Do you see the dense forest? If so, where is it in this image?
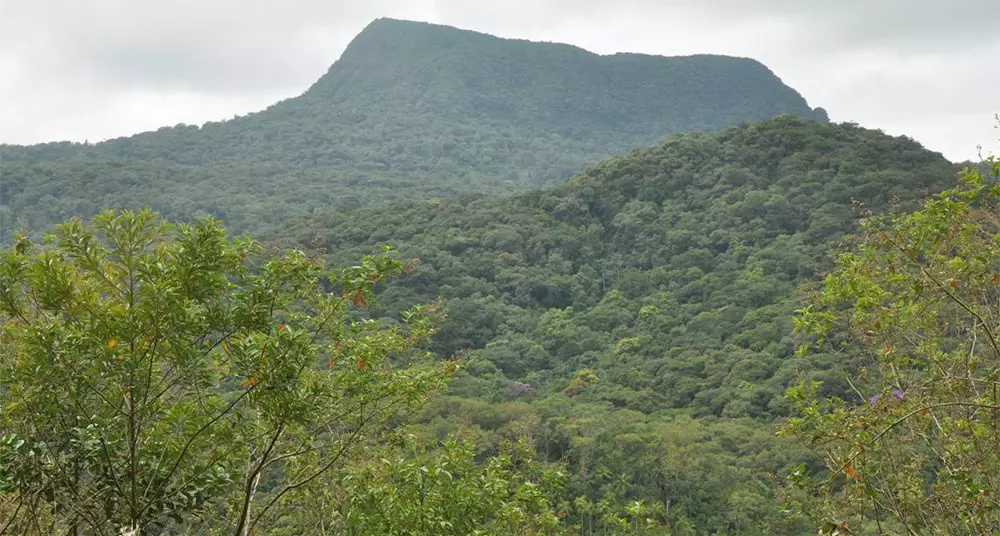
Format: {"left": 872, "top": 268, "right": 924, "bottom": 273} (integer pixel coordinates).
{"left": 267, "top": 117, "right": 959, "bottom": 532}
{"left": 2, "top": 15, "right": 994, "bottom": 536}
{"left": 276, "top": 116, "right": 955, "bottom": 415}
{"left": 0, "top": 18, "right": 825, "bottom": 239}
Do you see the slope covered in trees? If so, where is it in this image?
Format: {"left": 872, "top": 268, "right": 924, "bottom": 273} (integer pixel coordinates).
{"left": 0, "top": 18, "right": 826, "bottom": 239}
{"left": 270, "top": 117, "right": 960, "bottom": 532}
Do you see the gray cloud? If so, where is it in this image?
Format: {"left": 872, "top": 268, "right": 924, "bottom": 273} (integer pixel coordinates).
{"left": 1, "top": 0, "right": 997, "bottom": 160}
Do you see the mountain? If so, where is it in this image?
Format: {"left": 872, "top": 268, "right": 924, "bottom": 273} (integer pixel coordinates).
{"left": 0, "top": 18, "right": 826, "bottom": 239}
{"left": 269, "top": 117, "right": 959, "bottom": 532}
{"left": 275, "top": 116, "right": 954, "bottom": 415}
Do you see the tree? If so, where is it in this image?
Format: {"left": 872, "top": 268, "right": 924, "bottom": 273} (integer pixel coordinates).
{"left": 0, "top": 210, "right": 452, "bottom": 535}
{"left": 273, "top": 436, "right": 569, "bottom": 536}
{"left": 786, "top": 160, "right": 1000, "bottom": 534}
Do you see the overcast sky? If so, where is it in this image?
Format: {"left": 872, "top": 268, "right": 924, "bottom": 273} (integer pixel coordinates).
{"left": 1, "top": 0, "right": 997, "bottom": 162}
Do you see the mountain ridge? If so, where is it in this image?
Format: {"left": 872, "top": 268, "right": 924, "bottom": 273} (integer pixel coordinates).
{"left": 1, "top": 18, "right": 828, "bottom": 238}
{"left": 6, "top": 18, "right": 826, "bottom": 161}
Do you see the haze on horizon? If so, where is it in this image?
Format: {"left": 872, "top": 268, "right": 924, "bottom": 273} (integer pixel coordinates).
{"left": 1, "top": 0, "right": 998, "bottom": 162}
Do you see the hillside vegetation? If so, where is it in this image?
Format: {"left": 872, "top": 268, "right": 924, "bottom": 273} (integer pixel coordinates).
{"left": 271, "top": 117, "right": 959, "bottom": 532}
{"left": 0, "top": 18, "right": 825, "bottom": 239}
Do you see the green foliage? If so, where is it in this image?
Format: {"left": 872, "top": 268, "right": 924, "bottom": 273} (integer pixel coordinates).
{"left": 0, "top": 210, "right": 451, "bottom": 535}
{"left": 270, "top": 117, "right": 959, "bottom": 533}
{"left": 0, "top": 19, "right": 825, "bottom": 240}
{"left": 269, "top": 436, "right": 569, "bottom": 536}
{"left": 785, "top": 160, "right": 1000, "bottom": 534}
{"left": 279, "top": 117, "right": 957, "bottom": 418}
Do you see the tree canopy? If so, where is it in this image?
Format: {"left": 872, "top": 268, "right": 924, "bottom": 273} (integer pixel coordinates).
{"left": 0, "top": 210, "right": 451, "bottom": 535}
{"left": 267, "top": 117, "right": 961, "bottom": 532}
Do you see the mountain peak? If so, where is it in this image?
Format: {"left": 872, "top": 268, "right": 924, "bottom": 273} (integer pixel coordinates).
{"left": 306, "top": 18, "right": 826, "bottom": 131}
{"left": 343, "top": 17, "right": 589, "bottom": 55}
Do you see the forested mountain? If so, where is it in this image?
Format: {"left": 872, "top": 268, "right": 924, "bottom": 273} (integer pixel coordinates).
{"left": 0, "top": 18, "right": 826, "bottom": 239}
{"left": 270, "top": 117, "right": 960, "bottom": 532}
{"left": 4, "top": 14, "right": 973, "bottom": 534}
